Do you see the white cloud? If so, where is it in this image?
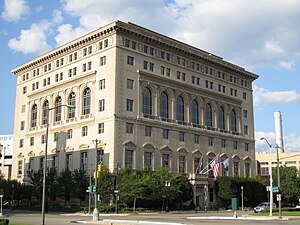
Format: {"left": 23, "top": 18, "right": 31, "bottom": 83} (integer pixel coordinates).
{"left": 254, "top": 85, "right": 300, "bottom": 106}
{"left": 57, "top": 0, "right": 300, "bottom": 70}
{"left": 8, "top": 21, "right": 51, "bottom": 54}
{"left": 1, "top": 0, "right": 30, "bottom": 22}
{"left": 255, "top": 131, "right": 300, "bottom": 152}
{"left": 52, "top": 10, "right": 63, "bottom": 24}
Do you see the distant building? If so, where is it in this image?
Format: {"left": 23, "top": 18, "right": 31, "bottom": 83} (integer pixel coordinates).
{"left": 256, "top": 151, "right": 300, "bottom": 177}
{"left": 11, "top": 21, "right": 258, "bottom": 208}
{"left": 0, "top": 134, "right": 13, "bottom": 180}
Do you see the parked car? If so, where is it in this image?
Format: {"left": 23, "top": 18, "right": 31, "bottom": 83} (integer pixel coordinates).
{"left": 296, "top": 203, "right": 300, "bottom": 209}
{"left": 254, "top": 202, "right": 277, "bottom": 213}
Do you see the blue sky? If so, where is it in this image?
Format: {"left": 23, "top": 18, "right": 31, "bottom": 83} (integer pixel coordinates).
{"left": 0, "top": 0, "right": 299, "bottom": 152}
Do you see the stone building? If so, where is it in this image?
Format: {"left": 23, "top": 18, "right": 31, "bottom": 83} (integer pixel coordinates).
{"left": 11, "top": 21, "right": 258, "bottom": 208}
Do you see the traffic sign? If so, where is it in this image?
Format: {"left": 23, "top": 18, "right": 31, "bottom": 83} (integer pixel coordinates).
{"left": 277, "top": 194, "right": 281, "bottom": 201}
{"left": 273, "top": 186, "right": 279, "bottom": 193}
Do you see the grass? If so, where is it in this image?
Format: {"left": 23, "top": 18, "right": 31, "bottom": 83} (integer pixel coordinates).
{"left": 256, "top": 210, "right": 300, "bottom": 217}
{"left": 10, "top": 224, "right": 34, "bottom": 225}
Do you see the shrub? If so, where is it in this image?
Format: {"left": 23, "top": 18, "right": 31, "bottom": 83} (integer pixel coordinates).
{"left": 0, "top": 219, "right": 9, "bottom": 225}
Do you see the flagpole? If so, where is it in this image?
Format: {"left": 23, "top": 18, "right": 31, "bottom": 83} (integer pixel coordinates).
{"left": 199, "top": 154, "right": 219, "bottom": 174}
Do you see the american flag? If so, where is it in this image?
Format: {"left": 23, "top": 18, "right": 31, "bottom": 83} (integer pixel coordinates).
{"left": 210, "top": 155, "right": 221, "bottom": 178}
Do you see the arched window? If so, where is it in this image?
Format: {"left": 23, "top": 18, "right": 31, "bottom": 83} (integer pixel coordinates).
{"left": 143, "top": 88, "right": 152, "bottom": 115}
{"left": 191, "top": 99, "right": 199, "bottom": 124}
{"left": 31, "top": 104, "right": 37, "bottom": 127}
{"left": 218, "top": 106, "right": 225, "bottom": 129}
{"left": 42, "top": 100, "right": 49, "bottom": 125}
{"left": 55, "top": 96, "right": 62, "bottom": 122}
{"left": 176, "top": 96, "right": 184, "bottom": 122}
{"left": 205, "top": 103, "right": 212, "bottom": 127}
{"left": 68, "top": 92, "right": 76, "bottom": 118}
{"left": 83, "top": 88, "right": 91, "bottom": 115}
{"left": 230, "top": 110, "right": 237, "bottom": 132}
{"left": 160, "top": 91, "right": 168, "bottom": 119}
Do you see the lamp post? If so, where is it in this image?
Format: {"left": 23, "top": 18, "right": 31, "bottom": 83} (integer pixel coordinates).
{"left": 260, "top": 137, "right": 273, "bottom": 217}
{"left": 42, "top": 104, "right": 75, "bottom": 225}
{"left": 241, "top": 186, "right": 244, "bottom": 212}
{"left": 92, "top": 139, "right": 105, "bottom": 221}
{"left": 275, "top": 144, "right": 282, "bottom": 219}
{"left": 165, "top": 181, "right": 170, "bottom": 212}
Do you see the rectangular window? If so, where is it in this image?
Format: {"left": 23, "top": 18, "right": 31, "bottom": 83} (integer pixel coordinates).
{"left": 69, "top": 54, "right": 73, "bottom": 62}
{"left": 126, "top": 99, "right": 134, "bottom": 112}
{"left": 19, "top": 139, "right": 24, "bottom": 148}
{"left": 125, "top": 79, "right": 134, "bottom": 90}
{"left": 88, "top": 46, "right": 92, "bottom": 54}
{"left": 145, "top": 126, "right": 152, "bottom": 137}
{"left": 52, "top": 155, "right": 58, "bottom": 169}
{"left": 243, "top": 110, "right": 248, "bottom": 118}
{"left": 68, "top": 69, "right": 72, "bottom": 77}
{"left": 243, "top": 92, "right": 247, "bottom": 100}
{"left": 99, "top": 79, "right": 105, "bottom": 90}
{"left": 179, "top": 132, "right": 185, "bottom": 142}
{"left": 143, "top": 61, "right": 148, "bottom": 70}
{"left": 144, "top": 45, "right": 148, "bottom": 53}
{"left": 125, "top": 39, "right": 130, "bottom": 47}
{"left": 82, "top": 126, "right": 88, "bottom": 137}
{"left": 244, "top": 125, "right": 249, "bottom": 135}
{"left": 245, "top": 143, "right": 249, "bottom": 151}
{"left": 131, "top": 41, "right": 136, "bottom": 50}
{"left": 98, "top": 123, "right": 104, "bottom": 134}
{"left": 83, "top": 48, "right": 87, "bottom": 56}
{"left": 233, "top": 141, "right": 238, "bottom": 150}
{"left": 60, "top": 58, "right": 64, "bottom": 66}
{"left": 182, "top": 72, "right": 185, "bottom": 81}
{"left": 20, "top": 121, "right": 25, "bottom": 130}
{"left": 166, "top": 53, "right": 170, "bottom": 61}
{"left": 162, "top": 154, "right": 169, "bottom": 167}
{"left": 144, "top": 152, "right": 152, "bottom": 169}
{"left": 30, "top": 137, "right": 34, "bottom": 146}
{"left": 234, "top": 162, "right": 239, "bottom": 176}
{"left": 18, "top": 160, "right": 23, "bottom": 175}
{"left": 80, "top": 152, "right": 88, "bottom": 170}
{"left": 104, "top": 39, "right": 108, "bottom": 48}
{"left": 99, "top": 41, "right": 103, "bottom": 50}
{"left": 149, "top": 47, "right": 154, "bottom": 55}
{"left": 163, "top": 129, "right": 169, "bottom": 139}
{"left": 82, "top": 63, "right": 87, "bottom": 72}
{"left": 197, "top": 77, "right": 200, "bottom": 85}
{"left": 99, "top": 99, "right": 105, "bottom": 112}
{"left": 100, "top": 56, "right": 106, "bottom": 66}
{"left": 73, "top": 67, "right": 77, "bottom": 76}
{"left": 179, "top": 156, "right": 185, "bottom": 173}
{"left": 23, "top": 86, "right": 27, "bottom": 94}
{"left": 125, "top": 149, "right": 133, "bottom": 166}
{"left": 66, "top": 153, "right": 72, "bottom": 170}
{"left": 208, "top": 137, "right": 213, "bottom": 146}
{"left": 88, "top": 61, "right": 92, "bottom": 70}
{"left": 65, "top": 129, "right": 72, "bottom": 139}
{"left": 127, "top": 56, "right": 134, "bottom": 65}
{"left": 161, "top": 51, "right": 165, "bottom": 59}
{"left": 41, "top": 134, "right": 46, "bottom": 144}
{"left": 126, "top": 123, "right": 133, "bottom": 134}
{"left": 192, "top": 76, "right": 195, "bottom": 84}
{"left": 194, "top": 134, "right": 200, "bottom": 144}
{"left": 177, "top": 71, "right": 181, "bottom": 79}
{"left": 221, "top": 139, "right": 226, "bottom": 148}
{"left": 54, "top": 132, "right": 58, "bottom": 142}
{"left": 74, "top": 52, "right": 77, "bottom": 60}
{"left": 166, "top": 68, "right": 171, "bottom": 76}
{"left": 149, "top": 63, "right": 154, "bottom": 72}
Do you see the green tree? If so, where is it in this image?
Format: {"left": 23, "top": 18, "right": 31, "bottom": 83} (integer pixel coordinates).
{"left": 57, "top": 168, "right": 74, "bottom": 205}
{"left": 46, "top": 168, "right": 59, "bottom": 206}
{"left": 73, "top": 168, "right": 89, "bottom": 206}
{"left": 273, "top": 165, "right": 300, "bottom": 203}
{"left": 27, "top": 169, "right": 43, "bottom": 204}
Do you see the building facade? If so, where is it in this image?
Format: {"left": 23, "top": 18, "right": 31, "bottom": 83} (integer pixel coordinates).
{"left": 256, "top": 151, "right": 300, "bottom": 177}
{"left": 11, "top": 21, "right": 258, "bottom": 208}
{"left": 0, "top": 134, "right": 14, "bottom": 180}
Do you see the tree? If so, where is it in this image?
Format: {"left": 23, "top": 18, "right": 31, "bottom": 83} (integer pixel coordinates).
{"left": 27, "top": 169, "right": 43, "bottom": 205}
{"left": 57, "top": 168, "right": 74, "bottom": 205}
{"left": 273, "top": 165, "right": 300, "bottom": 203}
{"left": 46, "top": 168, "right": 59, "bottom": 206}
{"left": 73, "top": 168, "right": 89, "bottom": 206}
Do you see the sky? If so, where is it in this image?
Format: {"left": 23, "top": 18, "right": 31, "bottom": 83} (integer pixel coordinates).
{"left": 0, "top": 0, "right": 299, "bottom": 152}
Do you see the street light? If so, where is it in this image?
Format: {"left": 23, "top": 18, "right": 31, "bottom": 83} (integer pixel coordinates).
{"left": 165, "top": 181, "right": 170, "bottom": 212}
{"left": 275, "top": 144, "right": 282, "bottom": 219}
{"left": 260, "top": 137, "right": 273, "bottom": 217}
{"left": 241, "top": 186, "right": 244, "bottom": 212}
{"left": 92, "top": 139, "right": 105, "bottom": 221}
{"left": 42, "top": 104, "right": 75, "bottom": 225}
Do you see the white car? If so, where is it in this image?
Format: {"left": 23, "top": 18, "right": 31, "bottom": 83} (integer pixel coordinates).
{"left": 296, "top": 203, "right": 300, "bottom": 209}
{"left": 254, "top": 202, "right": 277, "bottom": 213}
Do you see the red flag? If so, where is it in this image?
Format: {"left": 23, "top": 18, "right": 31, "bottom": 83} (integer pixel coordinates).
{"left": 210, "top": 155, "right": 220, "bottom": 178}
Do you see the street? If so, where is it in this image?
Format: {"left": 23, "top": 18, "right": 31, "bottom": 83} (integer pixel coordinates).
{"left": 2, "top": 210, "right": 300, "bottom": 225}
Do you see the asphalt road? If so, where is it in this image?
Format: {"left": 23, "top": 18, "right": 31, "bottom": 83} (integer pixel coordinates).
{"left": 2, "top": 209, "right": 300, "bottom": 225}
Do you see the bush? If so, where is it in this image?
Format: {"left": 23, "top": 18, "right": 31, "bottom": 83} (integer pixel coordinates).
{"left": 0, "top": 219, "right": 9, "bottom": 225}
